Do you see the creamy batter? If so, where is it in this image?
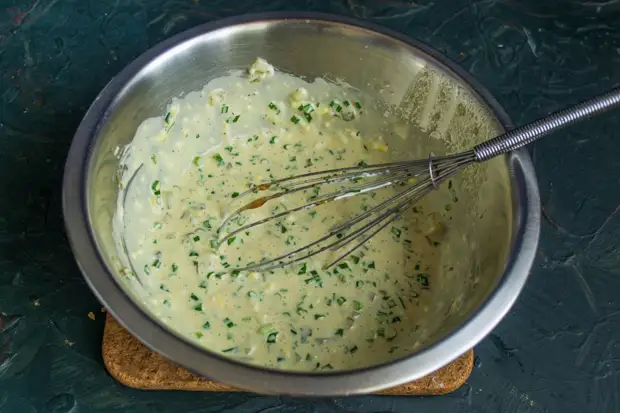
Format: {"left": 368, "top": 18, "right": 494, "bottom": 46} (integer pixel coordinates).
{"left": 113, "top": 59, "right": 449, "bottom": 371}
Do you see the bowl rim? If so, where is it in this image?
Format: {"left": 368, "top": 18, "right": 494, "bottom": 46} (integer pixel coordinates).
{"left": 62, "top": 11, "right": 540, "bottom": 396}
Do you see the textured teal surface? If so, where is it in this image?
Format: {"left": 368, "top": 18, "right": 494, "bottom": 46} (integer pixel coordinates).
{"left": 1, "top": 1, "right": 619, "bottom": 412}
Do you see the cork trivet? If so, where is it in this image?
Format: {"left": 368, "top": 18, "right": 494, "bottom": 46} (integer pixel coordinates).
{"left": 102, "top": 314, "right": 473, "bottom": 395}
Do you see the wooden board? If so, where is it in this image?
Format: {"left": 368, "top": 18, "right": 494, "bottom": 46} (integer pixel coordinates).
{"left": 102, "top": 314, "right": 473, "bottom": 395}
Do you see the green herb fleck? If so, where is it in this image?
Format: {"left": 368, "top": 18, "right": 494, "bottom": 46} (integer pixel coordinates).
{"left": 151, "top": 180, "right": 161, "bottom": 196}
{"left": 213, "top": 153, "right": 225, "bottom": 167}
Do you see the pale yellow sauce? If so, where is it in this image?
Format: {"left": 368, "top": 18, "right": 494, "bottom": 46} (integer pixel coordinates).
{"left": 113, "top": 59, "right": 450, "bottom": 371}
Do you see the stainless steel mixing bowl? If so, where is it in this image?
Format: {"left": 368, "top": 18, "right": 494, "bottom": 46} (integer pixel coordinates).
{"left": 62, "top": 12, "right": 540, "bottom": 395}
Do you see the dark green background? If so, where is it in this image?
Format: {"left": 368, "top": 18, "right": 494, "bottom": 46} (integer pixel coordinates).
{"left": 1, "top": 0, "right": 619, "bottom": 412}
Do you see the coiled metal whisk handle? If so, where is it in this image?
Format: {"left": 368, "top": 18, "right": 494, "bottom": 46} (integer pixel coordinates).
{"left": 474, "top": 87, "right": 620, "bottom": 162}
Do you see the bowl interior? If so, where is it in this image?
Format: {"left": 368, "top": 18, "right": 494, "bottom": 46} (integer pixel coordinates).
{"left": 86, "top": 18, "right": 513, "bottom": 371}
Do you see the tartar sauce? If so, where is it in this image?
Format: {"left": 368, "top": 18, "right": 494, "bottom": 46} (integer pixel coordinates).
{"left": 113, "top": 58, "right": 448, "bottom": 371}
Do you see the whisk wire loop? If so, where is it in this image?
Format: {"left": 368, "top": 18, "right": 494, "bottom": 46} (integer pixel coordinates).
{"left": 218, "top": 87, "right": 620, "bottom": 272}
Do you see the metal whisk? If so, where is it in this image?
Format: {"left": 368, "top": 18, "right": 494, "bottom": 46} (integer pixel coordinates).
{"left": 218, "top": 87, "right": 620, "bottom": 271}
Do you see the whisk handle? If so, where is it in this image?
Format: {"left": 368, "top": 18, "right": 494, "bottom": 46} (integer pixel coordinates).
{"left": 474, "top": 87, "right": 620, "bottom": 162}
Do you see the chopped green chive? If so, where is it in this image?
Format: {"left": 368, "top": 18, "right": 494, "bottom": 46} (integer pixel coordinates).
{"left": 223, "top": 318, "right": 235, "bottom": 328}
{"left": 268, "top": 102, "right": 280, "bottom": 114}
{"left": 151, "top": 154, "right": 157, "bottom": 164}
{"left": 193, "top": 303, "right": 203, "bottom": 312}
{"left": 189, "top": 250, "right": 199, "bottom": 257}
{"left": 231, "top": 192, "right": 239, "bottom": 198}
{"left": 335, "top": 328, "right": 344, "bottom": 336}
{"left": 266, "top": 332, "right": 278, "bottom": 343}
{"left": 269, "top": 136, "right": 278, "bottom": 144}
{"left": 290, "top": 115, "right": 300, "bottom": 124}
{"left": 190, "top": 293, "right": 199, "bottom": 301}
{"left": 227, "top": 237, "right": 236, "bottom": 245}
{"left": 213, "top": 153, "right": 225, "bottom": 166}
{"left": 221, "top": 104, "right": 229, "bottom": 114}
{"left": 151, "top": 180, "right": 161, "bottom": 196}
